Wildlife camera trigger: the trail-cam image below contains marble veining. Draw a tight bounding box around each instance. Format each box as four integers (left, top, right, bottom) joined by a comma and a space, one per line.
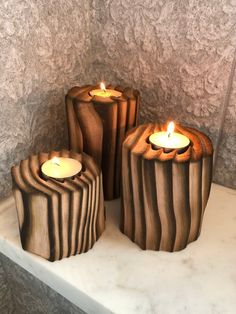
0, 184, 236, 314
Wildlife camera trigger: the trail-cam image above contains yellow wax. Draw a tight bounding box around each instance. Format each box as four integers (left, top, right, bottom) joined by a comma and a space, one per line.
149, 132, 190, 150
41, 157, 82, 179
90, 88, 122, 98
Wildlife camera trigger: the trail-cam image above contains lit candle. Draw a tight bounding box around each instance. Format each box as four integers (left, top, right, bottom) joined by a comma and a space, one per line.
41, 157, 82, 180
149, 122, 190, 150
90, 82, 122, 98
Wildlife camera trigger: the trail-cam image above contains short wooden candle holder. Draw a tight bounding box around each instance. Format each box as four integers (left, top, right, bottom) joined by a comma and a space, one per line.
66, 84, 140, 200
121, 124, 213, 252
11, 150, 105, 261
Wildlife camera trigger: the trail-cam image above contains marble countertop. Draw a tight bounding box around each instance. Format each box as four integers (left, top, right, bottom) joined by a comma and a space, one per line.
0, 183, 236, 314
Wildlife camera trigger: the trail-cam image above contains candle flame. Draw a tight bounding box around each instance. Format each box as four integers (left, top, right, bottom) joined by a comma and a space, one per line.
51, 157, 60, 166
100, 82, 106, 92
167, 121, 175, 138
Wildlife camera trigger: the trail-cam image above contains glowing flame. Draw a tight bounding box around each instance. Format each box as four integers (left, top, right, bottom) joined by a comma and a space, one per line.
167, 121, 175, 138
51, 157, 60, 166
100, 82, 106, 92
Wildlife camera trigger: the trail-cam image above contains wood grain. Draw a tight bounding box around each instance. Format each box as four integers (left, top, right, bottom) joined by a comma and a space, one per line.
11, 150, 105, 261
65, 85, 140, 200
121, 123, 213, 252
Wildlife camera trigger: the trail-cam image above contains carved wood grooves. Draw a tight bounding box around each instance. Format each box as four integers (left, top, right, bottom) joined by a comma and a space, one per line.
11, 150, 105, 261
121, 124, 213, 252
66, 84, 140, 200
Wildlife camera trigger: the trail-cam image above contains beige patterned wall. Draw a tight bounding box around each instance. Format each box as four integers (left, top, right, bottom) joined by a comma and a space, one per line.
0, 256, 14, 313
0, 0, 235, 200
89, 0, 236, 188
0, 0, 92, 197
0, 253, 85, 313
214, 57, 236, 188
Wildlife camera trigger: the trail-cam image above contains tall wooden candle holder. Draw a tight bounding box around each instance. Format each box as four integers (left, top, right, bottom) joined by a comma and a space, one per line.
65, 84, 140, 200
121, 124, 213, 252
11, 150, 105, 261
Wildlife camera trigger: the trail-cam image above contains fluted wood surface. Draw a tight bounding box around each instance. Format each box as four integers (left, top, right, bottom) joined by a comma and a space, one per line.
121, 124, 213, 252
11, 150, 105, 261
66, 85, 140, 200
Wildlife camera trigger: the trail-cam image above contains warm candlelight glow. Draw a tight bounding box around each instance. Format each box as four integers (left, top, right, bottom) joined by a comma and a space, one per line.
90, 82, 122, 98
100, 82, 106, 92
167, 121, 175, 138
51, 156, 60, 166
149, 122, 190, 150
41, 157, 82, 179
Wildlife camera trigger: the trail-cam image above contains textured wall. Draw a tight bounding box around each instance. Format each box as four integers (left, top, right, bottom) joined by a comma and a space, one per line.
0, 0, 92, 197
0, 256, 14, 313
214, 57, 236, 188
0, 253, 85, 314
0, 0, 235, 200
89, 0, 236, 188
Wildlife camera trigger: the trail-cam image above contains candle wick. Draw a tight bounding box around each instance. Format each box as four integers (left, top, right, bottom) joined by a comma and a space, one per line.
168, 132, 171, 138
52, 161, 60, 166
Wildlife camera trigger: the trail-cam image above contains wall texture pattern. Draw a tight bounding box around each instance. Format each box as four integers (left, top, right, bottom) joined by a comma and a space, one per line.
0, 0, 235, 199
0, 256, 14, 313
89, 0, 236, 188
0, 0, 92, 197
0, 253, 85, 314
214, 56, 236, 188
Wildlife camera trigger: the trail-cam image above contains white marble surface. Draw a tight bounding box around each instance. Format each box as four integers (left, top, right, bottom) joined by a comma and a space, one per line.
0, 184, 236, 314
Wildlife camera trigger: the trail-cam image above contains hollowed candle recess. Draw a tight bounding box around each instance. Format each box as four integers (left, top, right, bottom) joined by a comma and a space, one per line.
41, 157, 82, 180
90, 82, 122, 98
65, 82, 140, 200
149, 122, 190, 151
121, 123, 213, 252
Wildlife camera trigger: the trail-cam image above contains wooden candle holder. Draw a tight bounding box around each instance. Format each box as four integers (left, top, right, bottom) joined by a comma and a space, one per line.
121, 124, 213, 252
11, 150, 105, 261
65, 85, 140, 200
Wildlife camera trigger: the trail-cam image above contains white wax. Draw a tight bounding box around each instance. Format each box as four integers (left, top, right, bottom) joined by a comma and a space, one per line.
41, 157, 82, 179
149, 131, 190, 150
90, 88, 122, 98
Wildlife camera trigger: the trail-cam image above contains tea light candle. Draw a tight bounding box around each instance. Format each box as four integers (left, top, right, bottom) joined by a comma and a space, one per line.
149, 122, 190, 150
90, 82, 122, 98
41, 157, 82, 180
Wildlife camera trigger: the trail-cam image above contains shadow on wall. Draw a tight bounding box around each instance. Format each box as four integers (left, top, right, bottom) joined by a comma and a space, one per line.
0, 90, 68, 198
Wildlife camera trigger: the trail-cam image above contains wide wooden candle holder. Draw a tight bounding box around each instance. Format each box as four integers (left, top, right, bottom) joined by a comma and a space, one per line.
65, 84, 140, 200
121, 124, 213, 252
11, 150, 105, 261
